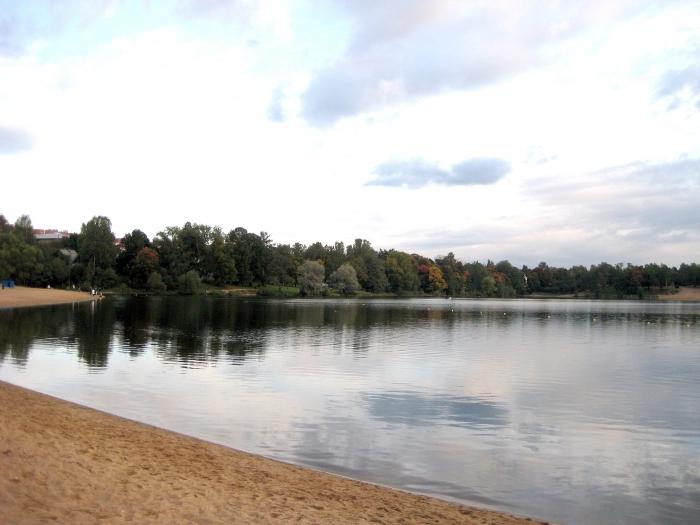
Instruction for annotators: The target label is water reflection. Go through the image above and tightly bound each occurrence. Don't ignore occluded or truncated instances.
[364,391,508,429]
[73,300,115,369]
[0,305,75,366]
[1,296,699,525]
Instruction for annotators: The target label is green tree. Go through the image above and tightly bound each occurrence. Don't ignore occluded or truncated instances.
[95,267,119,289]
[204,228,237,286]
[116,229,150,276]
[384,250,419,294]
[227,227,272,286]
[147,271,167,293]
[0,221,44,285]
[329,263,360,295]
[129,247,160,289]
[178,270,203,295]
[481,275,497,296]
[152,223,211,288]
[13,215,35,244]
[47,256,70,286]
[78,216,117,277]
[495,260,526,295]
[347,239,388,292]
[436,253,466,296]
[267,244,300,286]
[298,260,325,296]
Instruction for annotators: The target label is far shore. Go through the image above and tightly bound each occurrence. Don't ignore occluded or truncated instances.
[0,286,95,309]
[3,285,700,308]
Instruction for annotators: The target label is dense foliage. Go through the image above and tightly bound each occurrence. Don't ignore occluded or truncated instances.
[1,213,699,297]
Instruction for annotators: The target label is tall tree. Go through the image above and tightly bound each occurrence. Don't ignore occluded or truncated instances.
[205,228,237,286]
[116,229,150,276]
[347,239,387,292]
[129,247,160,289]
[13,215,34,244]
[384,250,419,294]
[78,216,117,272]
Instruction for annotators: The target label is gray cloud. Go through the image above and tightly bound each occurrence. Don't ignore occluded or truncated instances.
[0,126,32,154]
[451,159,510,185]
[655,64,700,109]
[367,158,509,188]
[302,1,655,126]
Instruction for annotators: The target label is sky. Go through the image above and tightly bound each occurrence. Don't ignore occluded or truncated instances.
[1,0,699,267]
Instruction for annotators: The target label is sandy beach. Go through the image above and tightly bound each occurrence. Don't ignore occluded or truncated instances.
[0,286,94,309]
[0,288,544,524]
[0,382,544,525]
[656,286,700,301]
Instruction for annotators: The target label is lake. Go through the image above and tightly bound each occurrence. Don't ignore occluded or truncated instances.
[1,296,699,524]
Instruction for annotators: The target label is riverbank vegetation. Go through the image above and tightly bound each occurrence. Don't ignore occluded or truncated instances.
[2,214,699,299]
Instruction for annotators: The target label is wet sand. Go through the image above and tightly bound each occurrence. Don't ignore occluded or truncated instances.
[0,286,94,309]
[0,382,545,525]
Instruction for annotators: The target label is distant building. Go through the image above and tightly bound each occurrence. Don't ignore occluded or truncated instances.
[33,229,72,242]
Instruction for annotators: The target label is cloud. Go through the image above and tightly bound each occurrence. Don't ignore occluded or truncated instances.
[521,157,700,256]
[382,157,700,266]
[266,85,285,122]
[0,0,114,57]
[451,159,510,185]
[0,126,32,154]
[367,158,509,188]
[0,0,254,57]
[174,0,256,23]
[301,0,651,126]
[655,64,700,110]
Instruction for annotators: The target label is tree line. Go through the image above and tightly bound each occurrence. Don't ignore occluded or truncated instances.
[1,214,699,298]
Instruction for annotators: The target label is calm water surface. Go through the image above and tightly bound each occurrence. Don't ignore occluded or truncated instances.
[1,297,699,524]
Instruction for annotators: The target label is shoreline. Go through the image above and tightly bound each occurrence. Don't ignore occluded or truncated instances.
[108,287,700,302]
[0,380,545,524]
